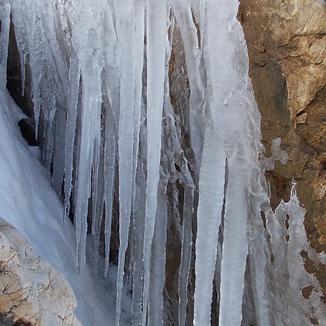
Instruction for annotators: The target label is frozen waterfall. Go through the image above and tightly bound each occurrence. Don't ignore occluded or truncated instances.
[2,0,326,324]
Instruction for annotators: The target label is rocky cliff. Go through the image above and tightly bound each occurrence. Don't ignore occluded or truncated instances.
[239,0,326,301]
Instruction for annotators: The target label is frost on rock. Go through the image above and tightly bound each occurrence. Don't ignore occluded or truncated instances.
[2,0,326,325]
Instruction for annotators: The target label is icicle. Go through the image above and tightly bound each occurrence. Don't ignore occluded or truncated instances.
[63,52,80,220]
[75,1,103,271]
[129,3,145,323]
[131,160,146,326]
[104,106,117,277]
[63,1,81,220]
[74,90,101,271]
[219,150,249,325]
[115,1,135,324]
[193,119,226,325]
[101,2,121,278]
[197,0,252,323]
[131,0,144,217]
[9,0,326,325]
[178,186,193,326]
[142,1,167,323]
[0,2,10,88]
[90,145,105,271]
[51,108,67,196]
[148,180,168,326]
[143,0,167,325]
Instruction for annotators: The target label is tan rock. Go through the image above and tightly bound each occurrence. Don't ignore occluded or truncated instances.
[0,218,81,326]
[239,0,326,301]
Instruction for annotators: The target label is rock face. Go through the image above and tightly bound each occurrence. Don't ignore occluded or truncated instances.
[239,0,326,300]
[0,218,81,326]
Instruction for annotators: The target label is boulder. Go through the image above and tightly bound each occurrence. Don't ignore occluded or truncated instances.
[0,218,81,326]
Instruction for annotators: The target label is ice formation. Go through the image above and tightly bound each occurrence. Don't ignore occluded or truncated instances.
[1,0,326,324]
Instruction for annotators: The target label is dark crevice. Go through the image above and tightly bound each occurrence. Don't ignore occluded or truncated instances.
[6,18,33,118]
[18,119,39,146]
[6,17,38,148]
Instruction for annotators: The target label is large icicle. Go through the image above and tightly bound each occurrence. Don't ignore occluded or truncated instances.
[63,2,81,221]
[142,1,167,323]
[0,2,10,88]
[193,118,226,325]
[219,152,249,325]
[104,104,117,277]
[130,2,145,324]
[115,1,135,324]
[90,145,105,271]
[75,0,103,271]
[148,180,168,326]
[178,186,193,326]
[199,0,252,323]
[131,160,146,326]
[131,0,144,223]
[100,1,121,278]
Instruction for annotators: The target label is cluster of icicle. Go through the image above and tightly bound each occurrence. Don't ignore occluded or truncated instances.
[1,0,326,324]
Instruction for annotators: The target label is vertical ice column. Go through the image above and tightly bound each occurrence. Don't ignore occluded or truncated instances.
[148,180,168,326]
[178,186,194,326]
[131,161,146,326]
[247,196,271,326]
[194,119,226,326]
[63,53,80,220]
[90,147,105,271]
[100,3,121,278]
[130,2,145,324]
[0,2,10,88]
[199,0,251,324]
[104,107,117,277]
[63,1,81,221]
[131,0,144,217]
[74,0,103,271]
[115,1,135,324]
[142,1,167,324]
[74,93,101,271]
[219,150,249,325]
